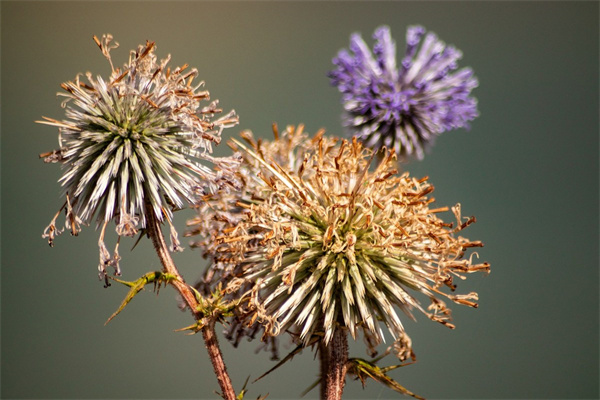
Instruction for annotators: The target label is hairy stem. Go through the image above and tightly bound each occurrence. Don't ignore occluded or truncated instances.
[319,339,330,400]
[203,318,235,399]
[144,205,236,400]
[324,328,348,400]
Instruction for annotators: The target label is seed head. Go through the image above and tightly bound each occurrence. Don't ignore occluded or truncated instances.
[329,25,479,160]
[189,125,489,358]
[39,34,239,281]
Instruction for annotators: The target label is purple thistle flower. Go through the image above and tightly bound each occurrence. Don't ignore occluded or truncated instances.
[329,25,479,159]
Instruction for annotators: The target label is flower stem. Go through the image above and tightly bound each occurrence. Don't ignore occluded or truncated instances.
[144,204,236,400]
[319,340,329,400]
[324,328,348,400]
[202,318,235,399]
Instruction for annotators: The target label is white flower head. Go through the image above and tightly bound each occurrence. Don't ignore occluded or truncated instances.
[40,34,240,282]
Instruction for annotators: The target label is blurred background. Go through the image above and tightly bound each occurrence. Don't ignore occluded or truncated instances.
[1,1,598,399]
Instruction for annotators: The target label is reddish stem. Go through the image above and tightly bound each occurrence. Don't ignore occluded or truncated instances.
[324,328,348,400]
[145,205,236,400]
[319,339,330,400]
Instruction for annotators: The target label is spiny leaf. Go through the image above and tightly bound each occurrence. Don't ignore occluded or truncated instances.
[174,319,206,335]
[105,271,177,324]
[130,228,149,250]
[253,334,320,383]
[347,358,424,400]
[235,376,269,400]
[175,285,242,335]
[236,376,250,400]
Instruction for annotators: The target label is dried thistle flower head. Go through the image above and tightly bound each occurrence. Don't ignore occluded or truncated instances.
[187,124,310,359]
[189,125,489,359]
[329,25,479,160]
[39,34,239,282]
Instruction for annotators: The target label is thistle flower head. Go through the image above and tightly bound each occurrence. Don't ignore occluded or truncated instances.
[187,124,311,359]
[329,25,479,159]
[189,125,489,358]
[40,34,239,281]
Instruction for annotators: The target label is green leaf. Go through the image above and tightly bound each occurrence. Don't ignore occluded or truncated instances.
[175,284,242,335]
[105,271,177,324]
[236,376,269,400]
[347,358,424,400]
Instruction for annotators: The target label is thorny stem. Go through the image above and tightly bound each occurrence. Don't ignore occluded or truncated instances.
[324,327,348,400]
[144,204,236,400]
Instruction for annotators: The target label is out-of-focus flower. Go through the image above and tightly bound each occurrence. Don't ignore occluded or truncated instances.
[39,34,239,282]
[329,25,478,160]
[189,124,489,359]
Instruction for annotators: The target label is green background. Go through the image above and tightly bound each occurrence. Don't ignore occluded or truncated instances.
[2,1,598,399]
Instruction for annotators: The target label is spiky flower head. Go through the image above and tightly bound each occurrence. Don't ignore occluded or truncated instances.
[190,125,489,359]
[329,25,479,160]
[40,34,239,282]
[187,124,311,359]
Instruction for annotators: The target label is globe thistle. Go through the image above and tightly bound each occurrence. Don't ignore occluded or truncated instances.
[39,34,239,282]
[187,124,312,359]
[189,124,489,359]
[329,25,479,160]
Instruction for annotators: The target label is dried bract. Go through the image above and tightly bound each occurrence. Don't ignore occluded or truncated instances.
[189,125,489,358]
[39,34,239,281]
